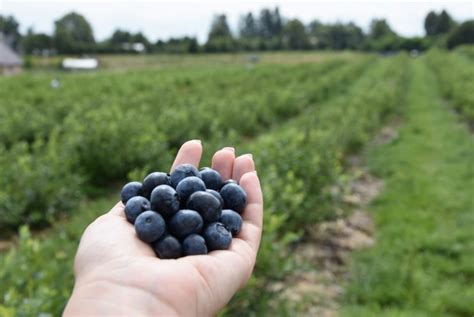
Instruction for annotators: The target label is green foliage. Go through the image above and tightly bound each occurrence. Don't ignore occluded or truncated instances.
[426,49,474,123]
[0,54,409,316]
[446,20,474,49]
[53,12,95,54]
[0,55,368,228]
[343,60,474,317]
[424,10,456,37]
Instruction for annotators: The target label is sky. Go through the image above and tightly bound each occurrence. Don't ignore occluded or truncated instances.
[0,0,472,43]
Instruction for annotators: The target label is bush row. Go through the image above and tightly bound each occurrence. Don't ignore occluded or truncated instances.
[0,57,371,229]
[225,54,410,314]
[426,49,474,124]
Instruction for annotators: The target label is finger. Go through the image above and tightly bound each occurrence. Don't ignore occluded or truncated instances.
[231,154,255,182]
[211,147,235,181]
[237,171,263,251]
[108,201,126,218]
[171,140,203,171]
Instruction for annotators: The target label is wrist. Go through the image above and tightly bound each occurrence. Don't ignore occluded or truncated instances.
[64,278,179,316]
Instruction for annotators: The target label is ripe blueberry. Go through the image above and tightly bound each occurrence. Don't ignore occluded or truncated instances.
[134,211,166,243]
[142,172,170,199]
[199,167,222,190]
[203,222,232,251]
[182,234,208,255]
[170,164,200,188]
[120,181,143,204]
[169,209,204,239]
[150,185,180,218]
[206,189,224,208]
[176,176,206,202]
[153,234,182,259]
[187,191,222,223]
[219,209,243,236]
[220,183,247,213]
[124,196,150,224]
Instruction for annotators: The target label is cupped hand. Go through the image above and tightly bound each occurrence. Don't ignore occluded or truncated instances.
[64,140,263,316]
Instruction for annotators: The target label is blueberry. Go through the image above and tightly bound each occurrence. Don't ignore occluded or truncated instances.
[120,181,143,204]
[169,209,204,239]
[170,164,200,188]
[199,167,222,190]
[142,172,170,199]
[150,185,180,218]
[187,191,222,222]
[176,176,206,202]
[182,234,208,255]
[219,209,243,236]
[124,196,150,224]
[206,189,224,208]
[134,211,166,243]
[153,234,182,259]
[220,183,247,213]
[203,222,232,251]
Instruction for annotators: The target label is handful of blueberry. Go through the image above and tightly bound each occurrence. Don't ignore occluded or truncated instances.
[120,164,246,259]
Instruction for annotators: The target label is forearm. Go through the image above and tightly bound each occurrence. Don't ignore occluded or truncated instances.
[64,279,179,317]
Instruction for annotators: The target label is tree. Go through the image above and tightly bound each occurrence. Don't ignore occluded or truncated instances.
[446,20,474,49]
[22,28,53,54]
[258,7,283,39]
[109,29,132,46]
[309,22,364,50]
[239,13,258,38]
[206,14,235,52]
[424,10,455,36]
[0,15,21,51]
[369,19,395,39]
[54,12,95,54]
[283,19,308,50]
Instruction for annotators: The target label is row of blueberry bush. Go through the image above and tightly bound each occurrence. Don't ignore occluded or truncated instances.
[0,57,372,229]
[226,54,410,314]
[0,55,408,316]
[426,49,474,124]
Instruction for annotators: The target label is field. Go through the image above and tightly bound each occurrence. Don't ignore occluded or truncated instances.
[0,50,473,316]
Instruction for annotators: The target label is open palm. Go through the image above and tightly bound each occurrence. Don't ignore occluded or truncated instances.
[64,140,263,316]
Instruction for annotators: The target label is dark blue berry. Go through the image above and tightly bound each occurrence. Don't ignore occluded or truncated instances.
[219,209,243,236]
[203,222,232,251]
[169,209,204,239]
[220,183,247,213]
[142,172,170,199]
[134,211,166,243]
[199,168,222,190]
[182,234,208,255]
[187,191,222,223]
[206,189,224,208]
[170,164,200,188]
[150,185,180,218]
[153,234,182,259]
[176,176,206,202]
[124,196,150,224]
[120,181,143,204]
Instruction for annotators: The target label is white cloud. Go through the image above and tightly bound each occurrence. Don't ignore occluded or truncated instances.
[1,1,472,43]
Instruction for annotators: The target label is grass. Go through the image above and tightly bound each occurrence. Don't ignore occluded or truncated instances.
[342,59,474,316]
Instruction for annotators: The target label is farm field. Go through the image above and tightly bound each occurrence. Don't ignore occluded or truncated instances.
[0,50,473,316]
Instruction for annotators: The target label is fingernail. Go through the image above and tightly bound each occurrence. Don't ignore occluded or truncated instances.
[190,139,201,144]
[244,153,253,159]
[223,147,235,153]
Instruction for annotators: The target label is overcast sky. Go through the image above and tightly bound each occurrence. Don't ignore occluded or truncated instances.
[0,0,472,43]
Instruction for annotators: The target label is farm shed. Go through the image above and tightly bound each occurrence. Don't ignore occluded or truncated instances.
[0,40,22,75]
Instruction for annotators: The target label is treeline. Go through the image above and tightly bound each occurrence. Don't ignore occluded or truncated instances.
[1,7,473,55]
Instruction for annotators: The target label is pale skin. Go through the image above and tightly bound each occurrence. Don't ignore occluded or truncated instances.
[64,140,263,316]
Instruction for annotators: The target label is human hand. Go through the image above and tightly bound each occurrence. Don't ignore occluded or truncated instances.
[64,140,263,316]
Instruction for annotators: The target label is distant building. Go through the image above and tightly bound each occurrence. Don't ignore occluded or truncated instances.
[0,40,22,75]
[62,58,99,70]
